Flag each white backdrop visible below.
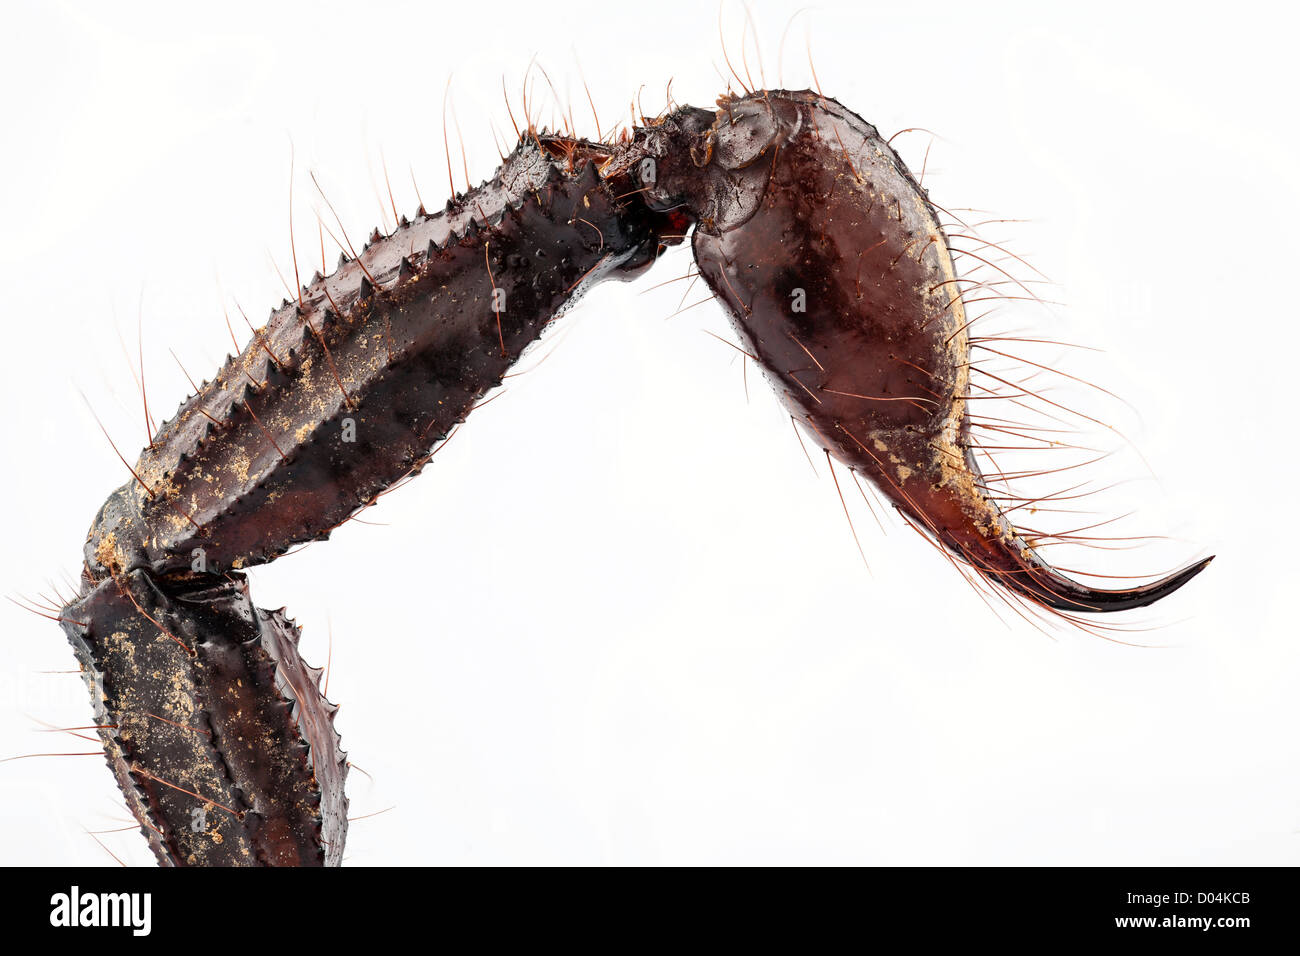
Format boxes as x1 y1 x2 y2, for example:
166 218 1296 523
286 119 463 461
1 0 1294 865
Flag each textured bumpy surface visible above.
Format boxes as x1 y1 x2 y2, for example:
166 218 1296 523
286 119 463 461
63 134 675 865
58 88 1210 866
61 572 346 865
86 140 668 582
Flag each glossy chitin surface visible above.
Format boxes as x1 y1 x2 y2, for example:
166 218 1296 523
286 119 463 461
58 89 1211 866
639 91 1210 612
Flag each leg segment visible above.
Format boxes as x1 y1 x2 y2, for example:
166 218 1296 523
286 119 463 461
61 570 346 866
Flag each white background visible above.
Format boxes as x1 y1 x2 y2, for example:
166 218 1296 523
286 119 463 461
1 0 1294 865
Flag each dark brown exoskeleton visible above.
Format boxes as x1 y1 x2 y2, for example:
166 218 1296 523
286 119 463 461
627 90 1212 612
58 88 1211 866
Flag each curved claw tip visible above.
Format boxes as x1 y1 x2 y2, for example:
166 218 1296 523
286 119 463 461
1036 554 1215 614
